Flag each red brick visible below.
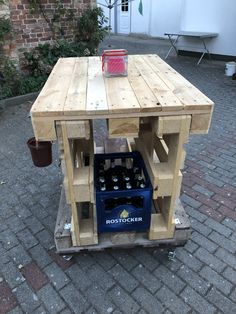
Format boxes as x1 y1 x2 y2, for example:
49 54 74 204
0 281 18 313
218 206 236 221
21 262 49 291
212 194 235 210
198 205 224 222
48 249 74 270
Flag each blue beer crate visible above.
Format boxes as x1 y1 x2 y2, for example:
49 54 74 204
94 151 153 233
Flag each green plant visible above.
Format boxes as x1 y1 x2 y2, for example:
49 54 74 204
24 40 94 76
0 16 11 42
76 7 108 49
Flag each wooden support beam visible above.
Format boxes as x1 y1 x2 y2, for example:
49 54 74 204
32 117 57 141
190 112 212 134
108 117 139 138
61 122 80 246
65 120 90 139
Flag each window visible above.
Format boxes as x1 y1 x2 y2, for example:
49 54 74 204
121 0 129 12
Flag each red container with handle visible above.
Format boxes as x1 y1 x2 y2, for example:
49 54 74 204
102 49 128 77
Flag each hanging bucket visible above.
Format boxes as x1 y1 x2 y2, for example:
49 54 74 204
27 137 52 167
225 61 236 76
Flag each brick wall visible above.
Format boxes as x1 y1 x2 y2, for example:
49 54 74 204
1 0 96 63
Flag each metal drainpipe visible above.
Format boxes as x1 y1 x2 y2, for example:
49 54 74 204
114 1 118 34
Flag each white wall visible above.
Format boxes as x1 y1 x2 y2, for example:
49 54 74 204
180 0 236 56
149 0 183 38
130 0 151 35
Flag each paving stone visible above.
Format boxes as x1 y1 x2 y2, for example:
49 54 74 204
8 305 24 314
215 247 236 270
209 231 236 253
185 206 207 223
207 287 236 313
190 218 211 236
176 249 203 272
5 215 26 233
203 174 225 187
25 216 44 235
74 253 95 270
0 281 18 314
91 251 117 271
156 286 190 314
230 288 236 303
85 308 98 314
181 194 201 209
0 229 19 250
181 286 216 314
200 266 233 295
16 228 38 250
44 262 70 290
132 264 162 293
31 305 48 314
35 229 54 250
194 247 225 272
84 284 115 314
183 239 199 254
132 287 164 314
109 286 140 314
65 264 91 291
222 218 236 232
59 283 89 313
110 249 139 271
1 261 25 289
88 263 115 291
37 284 66 314
154 265 185 294
29 244 52 268
109 264 138 292
0 242 10 265
177 265 210 295
192 184 214 197
14 282 40 313
21 261 49 292
42 215 56 234
191 232 218 253
8 244 32 267
48 249 74 271
223 267 236 284
131 248 158 271
204 218 232 237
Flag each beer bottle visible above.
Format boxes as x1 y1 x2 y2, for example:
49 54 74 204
126 182 132 190
100 183 106 191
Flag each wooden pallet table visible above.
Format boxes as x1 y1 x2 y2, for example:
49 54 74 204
30 54 214 253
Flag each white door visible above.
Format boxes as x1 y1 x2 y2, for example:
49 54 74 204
118 0 131 34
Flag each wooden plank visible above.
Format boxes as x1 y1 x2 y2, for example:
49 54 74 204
54 190 190 253
104 69 141 114
108 117 139 138
73 167 90 202
61 122 80 246
131 55 183 111
31 58 76 117
143 54 214 110
149 214 175 240
64 58 88 115
152 116 189 138
128 58 161 112
32 117 56 141
86 57 109 114
65 120 90 139
190 112 213 134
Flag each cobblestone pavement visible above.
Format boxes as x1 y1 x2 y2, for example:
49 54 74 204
0 35 236 313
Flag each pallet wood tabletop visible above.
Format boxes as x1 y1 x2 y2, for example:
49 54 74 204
31 54 214 119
